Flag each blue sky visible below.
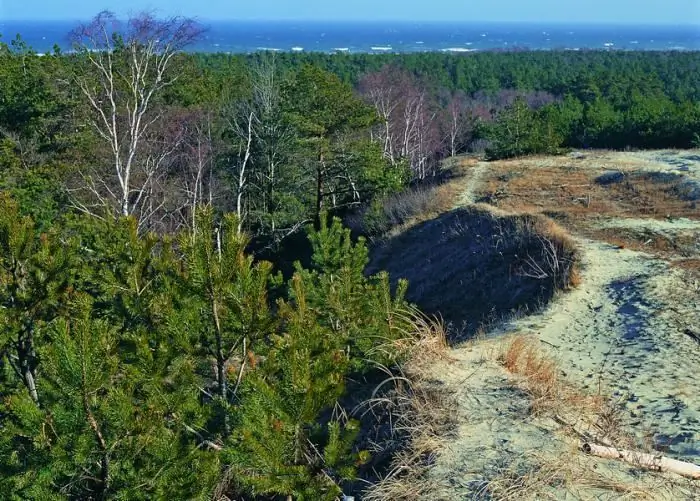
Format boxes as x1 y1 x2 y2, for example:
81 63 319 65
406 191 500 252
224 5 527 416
1 0 699 24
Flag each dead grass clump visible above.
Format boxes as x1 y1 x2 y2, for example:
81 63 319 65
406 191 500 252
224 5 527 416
367 308 451 377
516 214 581 291
499 336 569 415
359 380 457 501
358 181 462 241
499 336 606 419
675 258 700 274
590 227 699 266
358 315 457 501
468 452 673 501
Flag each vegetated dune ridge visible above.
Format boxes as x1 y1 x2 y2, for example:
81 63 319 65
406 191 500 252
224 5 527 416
374 151 700 499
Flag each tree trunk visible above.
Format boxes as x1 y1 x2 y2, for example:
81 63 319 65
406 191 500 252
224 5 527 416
212 298 230 437
18 330 39 404
82 352 109 498
315 152 325 229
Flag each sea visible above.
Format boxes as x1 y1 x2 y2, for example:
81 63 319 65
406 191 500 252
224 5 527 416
1 20 699 54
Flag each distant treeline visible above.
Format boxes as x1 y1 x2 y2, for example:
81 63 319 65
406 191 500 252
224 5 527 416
197 50 700 157
2 30 699 238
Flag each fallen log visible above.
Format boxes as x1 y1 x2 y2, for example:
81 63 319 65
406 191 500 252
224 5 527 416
582 442 700 480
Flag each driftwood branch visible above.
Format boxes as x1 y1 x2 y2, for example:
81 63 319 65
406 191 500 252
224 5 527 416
582 442 700 479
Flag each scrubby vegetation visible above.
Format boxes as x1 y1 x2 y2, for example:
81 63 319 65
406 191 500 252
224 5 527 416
0 193 446 499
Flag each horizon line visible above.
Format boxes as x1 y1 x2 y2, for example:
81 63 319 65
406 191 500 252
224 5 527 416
1 18 699 27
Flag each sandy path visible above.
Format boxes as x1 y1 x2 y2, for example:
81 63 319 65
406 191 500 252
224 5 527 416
612 150 700 183
422 151 700 497
503 239 700 461
455 161 489 207
453 151 700 462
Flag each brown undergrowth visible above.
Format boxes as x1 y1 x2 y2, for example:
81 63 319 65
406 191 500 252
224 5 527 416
348 158 471 242
475 153 700 278
478 157 700 221
500 336 605 422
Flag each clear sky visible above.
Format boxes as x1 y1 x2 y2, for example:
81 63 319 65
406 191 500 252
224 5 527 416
1 0 699 24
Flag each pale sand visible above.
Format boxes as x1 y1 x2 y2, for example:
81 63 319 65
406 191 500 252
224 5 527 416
418 151 700 498
501 238 700 461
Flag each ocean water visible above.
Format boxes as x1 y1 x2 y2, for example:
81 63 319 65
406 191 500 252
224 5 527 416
1 20 699 54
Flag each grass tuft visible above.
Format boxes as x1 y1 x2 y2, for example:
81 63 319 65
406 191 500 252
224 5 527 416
359 314 458 501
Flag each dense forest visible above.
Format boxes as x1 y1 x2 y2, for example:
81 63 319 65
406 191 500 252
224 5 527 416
1 11 699 499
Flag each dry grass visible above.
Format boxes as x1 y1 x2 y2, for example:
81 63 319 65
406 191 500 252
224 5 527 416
588 227 700 277
499 336 601 417
359 314 458 501
675 258 700 274
498 336 648 451
355 159 470 241
474 154 700 278
478 158 700 222
485 336 698 499
468 450 688 501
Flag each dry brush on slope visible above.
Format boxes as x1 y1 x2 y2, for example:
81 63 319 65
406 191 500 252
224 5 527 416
367 206 579 341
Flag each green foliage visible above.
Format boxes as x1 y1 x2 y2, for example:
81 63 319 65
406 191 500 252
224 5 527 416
176 209 276 436
223 217 402 499
485 97 539 159
4 26 700 498
0 202 410 499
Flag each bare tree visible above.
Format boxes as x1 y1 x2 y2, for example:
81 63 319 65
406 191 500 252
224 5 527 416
224 56 299 240
226 109 255 234
359 66 442 180
179 111 217 233
445 92 474 157
70 11 202 228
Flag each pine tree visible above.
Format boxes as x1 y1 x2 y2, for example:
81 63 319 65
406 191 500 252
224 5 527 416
225 275 361 500
0 194 73 405
221 217 407 500
295 216 410 369
177 208 275 438
0 206 220 499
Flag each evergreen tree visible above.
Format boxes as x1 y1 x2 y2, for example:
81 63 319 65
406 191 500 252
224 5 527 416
178 208 276 437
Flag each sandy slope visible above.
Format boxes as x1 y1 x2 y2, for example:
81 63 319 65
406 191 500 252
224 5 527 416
422 151 700 498
502 239 700 461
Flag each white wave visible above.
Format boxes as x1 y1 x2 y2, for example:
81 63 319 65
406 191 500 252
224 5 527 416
291 46 304 51
371 46 392 51
441 47 476 53
416 41 424 44
603 42 614 47
333 47 349 52
256 47 281 52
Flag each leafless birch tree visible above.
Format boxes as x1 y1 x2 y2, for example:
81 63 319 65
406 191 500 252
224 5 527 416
359 66 442 180
70 11 202 228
